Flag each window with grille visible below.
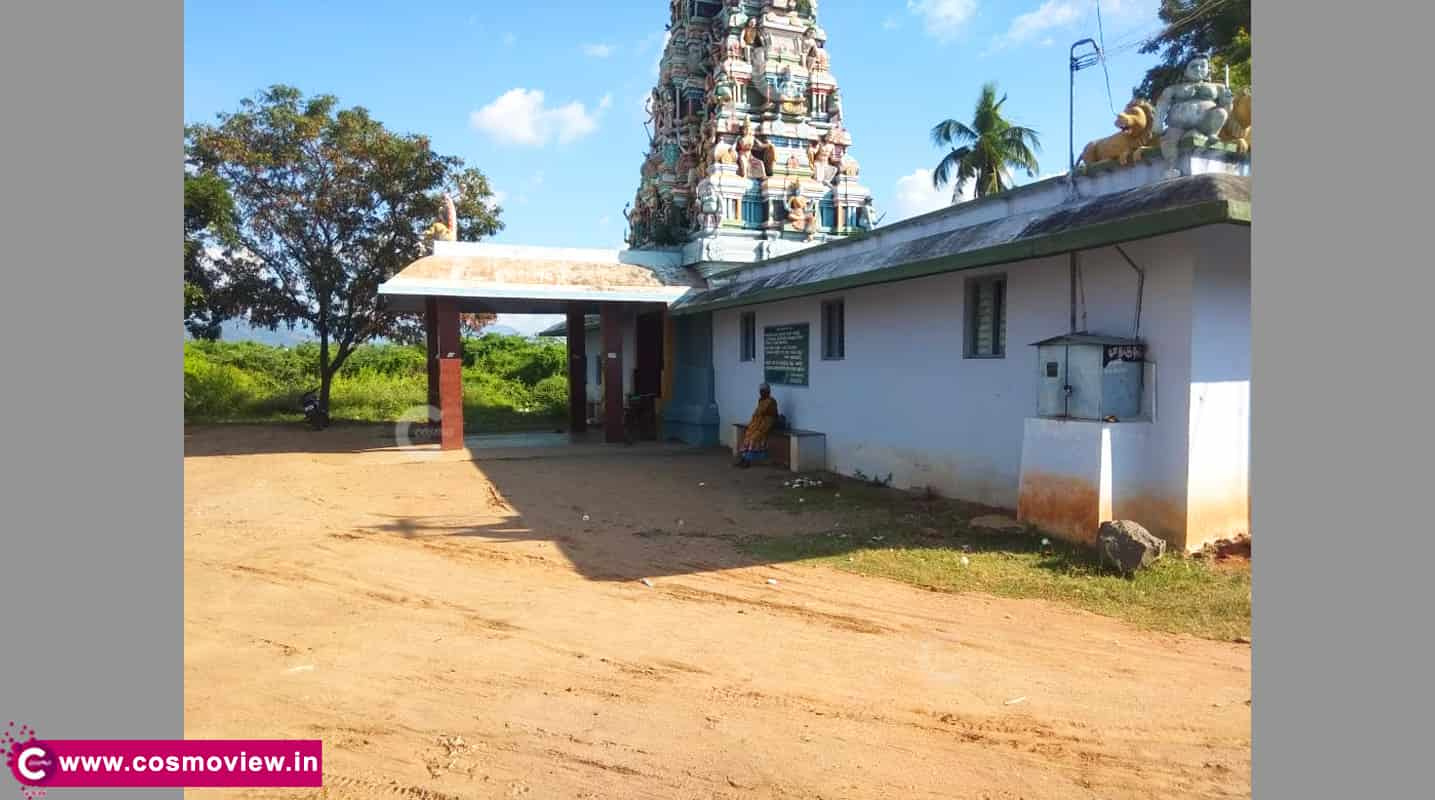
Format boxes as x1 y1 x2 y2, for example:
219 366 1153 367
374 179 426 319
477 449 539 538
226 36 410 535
964 275 1006 358
821 300 845 360
740 312 756 362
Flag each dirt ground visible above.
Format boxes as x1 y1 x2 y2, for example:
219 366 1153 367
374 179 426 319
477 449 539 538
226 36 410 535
184 425 1250 800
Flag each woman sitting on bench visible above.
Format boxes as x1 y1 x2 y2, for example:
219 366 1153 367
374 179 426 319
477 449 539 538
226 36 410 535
734 383 778 469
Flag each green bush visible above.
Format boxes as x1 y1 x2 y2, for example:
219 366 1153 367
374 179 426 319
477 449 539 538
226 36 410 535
464 334 565 386
339 344 427 378
184 350 271 419
183 334 569 430
532 375 570 417
186 339 314 388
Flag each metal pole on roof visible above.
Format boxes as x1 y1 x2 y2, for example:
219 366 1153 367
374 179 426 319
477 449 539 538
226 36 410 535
1068 39 1102 190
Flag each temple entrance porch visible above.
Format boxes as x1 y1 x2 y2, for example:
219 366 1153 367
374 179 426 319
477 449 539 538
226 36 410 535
411 296 671 450
378 240 698 451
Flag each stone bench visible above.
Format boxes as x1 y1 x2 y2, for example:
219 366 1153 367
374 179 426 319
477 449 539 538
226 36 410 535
732 423 827 473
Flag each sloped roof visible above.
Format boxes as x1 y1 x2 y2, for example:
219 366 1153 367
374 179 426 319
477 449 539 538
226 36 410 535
537 316 599 337
378 242 701 314
672 174 1250 315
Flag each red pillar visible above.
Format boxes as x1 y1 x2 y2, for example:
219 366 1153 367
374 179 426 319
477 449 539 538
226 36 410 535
566 307 587 434
601 304 625 444
424 297 440 422
435 298 464 450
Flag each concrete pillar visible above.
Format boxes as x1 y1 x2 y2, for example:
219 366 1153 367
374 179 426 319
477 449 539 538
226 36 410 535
601 304 625 444
424 297 439 422
566 307 587 434
435 298 464 450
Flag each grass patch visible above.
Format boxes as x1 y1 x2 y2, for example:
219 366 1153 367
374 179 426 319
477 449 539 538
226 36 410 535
745 473 1251 641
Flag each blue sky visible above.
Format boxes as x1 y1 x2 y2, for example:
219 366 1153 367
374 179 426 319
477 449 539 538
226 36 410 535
186 0 1166 336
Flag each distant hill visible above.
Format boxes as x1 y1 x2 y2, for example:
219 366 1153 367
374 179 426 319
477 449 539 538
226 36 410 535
204 319 314 346
189 318 538 346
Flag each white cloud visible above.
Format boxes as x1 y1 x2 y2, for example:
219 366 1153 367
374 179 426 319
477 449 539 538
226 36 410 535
893 168 975 221
599 93 613 111
582 43 615 58
469 89 604 147
990 1 1084 51
907 0 978 43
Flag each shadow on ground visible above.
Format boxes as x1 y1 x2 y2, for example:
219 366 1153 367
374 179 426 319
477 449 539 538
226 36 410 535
355 443 1064 585
185 424 1250 639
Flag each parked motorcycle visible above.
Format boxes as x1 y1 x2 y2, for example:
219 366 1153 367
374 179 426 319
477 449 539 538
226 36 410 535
301 389 329 431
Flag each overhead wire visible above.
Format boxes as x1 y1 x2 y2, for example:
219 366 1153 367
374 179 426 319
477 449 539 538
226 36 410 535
1095 0 1116 114
1102 0 1236 58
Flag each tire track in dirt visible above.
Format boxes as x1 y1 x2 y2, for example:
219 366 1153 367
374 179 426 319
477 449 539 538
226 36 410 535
658 583 890 634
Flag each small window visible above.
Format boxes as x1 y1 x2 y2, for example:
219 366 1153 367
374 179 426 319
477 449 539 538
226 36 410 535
964 275 1006 358
740 312 756 362
821 299 845 360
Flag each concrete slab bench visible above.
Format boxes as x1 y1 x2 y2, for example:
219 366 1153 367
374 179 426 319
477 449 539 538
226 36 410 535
732 423 827 473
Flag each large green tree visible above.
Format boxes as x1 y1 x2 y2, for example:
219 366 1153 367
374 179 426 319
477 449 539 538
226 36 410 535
184 172 238 339
1136 0 1251 100
185 86 503 411
930 82 1042 202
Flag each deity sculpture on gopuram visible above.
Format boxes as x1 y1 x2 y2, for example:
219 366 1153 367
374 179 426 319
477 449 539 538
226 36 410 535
624 0 874 262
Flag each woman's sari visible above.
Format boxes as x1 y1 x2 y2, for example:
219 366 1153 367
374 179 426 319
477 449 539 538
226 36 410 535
739 396 779 462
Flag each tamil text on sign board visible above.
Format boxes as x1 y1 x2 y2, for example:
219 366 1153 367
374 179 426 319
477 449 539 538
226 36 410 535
1103 344 1145 367
764 324 809 386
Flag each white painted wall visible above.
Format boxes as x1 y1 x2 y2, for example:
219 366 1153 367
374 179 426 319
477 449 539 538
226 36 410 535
712 228 1225 516
584 329 602 406
1185 226 1252 547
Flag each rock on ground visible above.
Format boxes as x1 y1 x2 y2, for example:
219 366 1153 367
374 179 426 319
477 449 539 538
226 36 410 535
1098 520 1167 574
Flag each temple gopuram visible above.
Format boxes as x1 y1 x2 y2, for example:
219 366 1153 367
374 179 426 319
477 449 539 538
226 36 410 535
625 0 875 264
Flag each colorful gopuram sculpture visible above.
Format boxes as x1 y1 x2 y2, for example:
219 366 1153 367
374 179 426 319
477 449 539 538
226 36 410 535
627 0 874 256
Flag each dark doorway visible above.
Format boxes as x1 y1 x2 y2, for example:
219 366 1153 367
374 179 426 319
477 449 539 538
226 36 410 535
628 309 666 442
635 310 665 397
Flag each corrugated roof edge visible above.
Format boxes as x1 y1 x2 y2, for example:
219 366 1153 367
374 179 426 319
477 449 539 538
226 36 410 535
537 316 601 337
671 194 1249 317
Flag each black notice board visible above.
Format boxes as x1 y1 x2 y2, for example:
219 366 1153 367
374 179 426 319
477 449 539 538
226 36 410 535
764 323 809 386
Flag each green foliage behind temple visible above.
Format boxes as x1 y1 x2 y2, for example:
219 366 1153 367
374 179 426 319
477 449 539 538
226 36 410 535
184 334 569 430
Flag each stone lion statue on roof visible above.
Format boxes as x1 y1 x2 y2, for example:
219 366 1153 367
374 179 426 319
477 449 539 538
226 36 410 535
1077 99 1158 169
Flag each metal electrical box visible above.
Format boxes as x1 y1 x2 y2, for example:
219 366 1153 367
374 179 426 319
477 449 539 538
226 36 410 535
1033 334 1144 420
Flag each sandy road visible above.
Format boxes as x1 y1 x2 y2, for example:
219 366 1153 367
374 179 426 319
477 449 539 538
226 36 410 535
184 425 1250 799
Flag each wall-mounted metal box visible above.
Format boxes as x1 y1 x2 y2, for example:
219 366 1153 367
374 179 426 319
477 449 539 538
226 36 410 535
1032 334 1144 420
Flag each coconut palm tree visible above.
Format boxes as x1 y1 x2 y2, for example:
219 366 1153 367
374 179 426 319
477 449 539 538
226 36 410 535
931 83 1042 203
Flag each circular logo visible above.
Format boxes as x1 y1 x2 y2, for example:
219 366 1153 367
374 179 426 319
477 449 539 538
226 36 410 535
394 404 443 459
11 741 56 786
